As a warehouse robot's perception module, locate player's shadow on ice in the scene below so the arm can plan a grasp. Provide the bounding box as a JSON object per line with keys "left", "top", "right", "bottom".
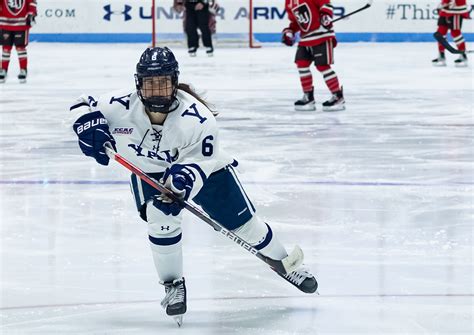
{"left": 111, "top": 305, "right": 318, "bottom": 332}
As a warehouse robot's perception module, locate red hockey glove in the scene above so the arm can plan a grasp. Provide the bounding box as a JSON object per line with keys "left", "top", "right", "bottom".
{"left": 320, "top": 14, "right": 333, "bottom": 30}
{"left": 281, "top": 28, "right": 295, "bottom": 47}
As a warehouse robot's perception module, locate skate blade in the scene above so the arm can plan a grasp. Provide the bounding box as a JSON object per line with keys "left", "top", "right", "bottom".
{"left": 295, "top": 104, "right": 316, "bottom": 111}
{"left": 19, "top": 79, "right": 27, "bottom": 84}
{"left": 322, "top": 104, "right": 345, "bottom": 112}
{"left": 281, "top": 245, "right": 304, "bottom": 274}
{"left": 455, "top": 63, "right": 468, "bottom": 68}
{"left": 173, "top": 315, "right": 183, "bottom": 327}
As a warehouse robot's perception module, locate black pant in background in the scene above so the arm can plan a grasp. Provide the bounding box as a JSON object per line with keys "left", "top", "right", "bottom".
{"left": 185, "top": 3, "right": 213, "bottom": 50}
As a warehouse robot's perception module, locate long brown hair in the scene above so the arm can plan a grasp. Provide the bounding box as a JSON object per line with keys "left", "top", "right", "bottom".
{"left": 178, "top": 83, "right": 218, "bottom": 116}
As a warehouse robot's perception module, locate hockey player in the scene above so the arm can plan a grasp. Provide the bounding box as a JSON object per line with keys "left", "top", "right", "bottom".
{"left": 282, "top": 0, "right": 345, "bottom": 112}
{"left": 71, "top": 47, "right": 318, "bottom": 326}
{"left": 0, "top": 0, "right": 37, "bottom": 83}
{"left": 433, "top": 0, "right": 470, "bottom": 67}
{"left": 173, "top": 0, "right": 215, "bottom": 57}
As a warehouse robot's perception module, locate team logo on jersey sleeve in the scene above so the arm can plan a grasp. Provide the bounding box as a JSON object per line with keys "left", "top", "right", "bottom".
{"left": 6, "top": 0, "right": 26, "bottom": 16}
{"left": 292, "top": 3, "right": 312, "bottom": 32}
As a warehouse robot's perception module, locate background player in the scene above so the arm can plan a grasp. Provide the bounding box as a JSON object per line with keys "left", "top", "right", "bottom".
{"left": 173, "top": 0, "right": 216, "bottom": 57}
{"left": 0, "top": 0, "right": 37, "bottom": 83}
{"left": 282, "top": 0, "right": 345, "bottom": 111}
{"left": 71, "top": 47, "right": 318, "bottom": 326}
{"left": 432, "top": 0, "right": 470, "bottom": 67}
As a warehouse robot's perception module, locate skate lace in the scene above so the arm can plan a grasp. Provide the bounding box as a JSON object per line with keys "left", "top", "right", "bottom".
{"left": 160, "top": 279, "right": 185, "bottom": 309}
{"left": 284, "top": 268, "right": 311, "bottom": 286}
{"left": 328, "top": 93, "right": 339, "bottom": 103}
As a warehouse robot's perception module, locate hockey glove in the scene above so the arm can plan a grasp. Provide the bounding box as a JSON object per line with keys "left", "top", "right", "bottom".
{"left": 73, "top": 111, "right": 116, "bottom": 166}
{"left": 320, "top": 14, "right": 333, "bottom": 30}
{"left": 26, "top": 14, "right": 36, "bottom": 27}
{"left": 152, "top": 165, "right": 195, "bottom": 216}
{"left": 281, "top": 28, "right": 295, "bottom": 47}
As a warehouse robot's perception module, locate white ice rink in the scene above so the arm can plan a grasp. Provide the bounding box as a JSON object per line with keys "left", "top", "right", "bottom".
{"left": 0, "top": 42, "right": 473, "bottom": 334}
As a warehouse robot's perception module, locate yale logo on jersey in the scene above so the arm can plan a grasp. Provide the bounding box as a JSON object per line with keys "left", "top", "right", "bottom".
{"left": 6, "top": 0, "right": 25, "bottom": 15}
{"left": 293, "top": 3, "right": 312, "bottom": 32}
{"left": 112, "top": 127, "right": 134, "bottom": 135}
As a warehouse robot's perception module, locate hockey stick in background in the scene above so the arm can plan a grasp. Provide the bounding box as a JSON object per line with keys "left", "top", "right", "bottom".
{"left": 332, "top": 0, "right": 373, "bottom": 23}
{"left": 433, "top": 32, "right": 474, "bottom": 54}
{"left": 104, "top": 144, "right": 304, "bottom": 276}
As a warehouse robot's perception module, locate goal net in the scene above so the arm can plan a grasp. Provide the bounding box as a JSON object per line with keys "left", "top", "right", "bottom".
{"left": 151, "top": 0, "right": 262, "bottom": 48}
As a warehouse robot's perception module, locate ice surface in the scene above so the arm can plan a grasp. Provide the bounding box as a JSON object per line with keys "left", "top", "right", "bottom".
{"left": 0, "top": 42, "right": 473, "bottom": 334}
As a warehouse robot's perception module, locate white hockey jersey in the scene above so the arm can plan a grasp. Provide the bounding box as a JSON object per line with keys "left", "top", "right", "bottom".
{"left": 72, "top": 88, "right": 234, "bottom": 198}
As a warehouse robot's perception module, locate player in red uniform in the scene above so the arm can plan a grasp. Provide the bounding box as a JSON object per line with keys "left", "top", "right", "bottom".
{"left": 282, "top": 0, "right": 344, "bottom": 111}
{"left": 0, "top": 0, "right": 37, "bottom": 83}
{"left": 432, "top": 0, "right": 470, "bottom": 67}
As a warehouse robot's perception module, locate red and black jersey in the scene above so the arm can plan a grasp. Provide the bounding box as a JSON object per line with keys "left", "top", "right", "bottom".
{"left": 439, "top": 0, "right": 470, "bottom": 18}
{"left": 285, "top": 0, "right": 336, "bottom": 47}
{"left": 0, "top": 0, "right": 37, "bottom": 31}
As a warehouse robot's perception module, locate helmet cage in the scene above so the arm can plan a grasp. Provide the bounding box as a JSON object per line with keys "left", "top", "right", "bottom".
{"left": 135, "top": 47, "right": 180, "bottom": 113}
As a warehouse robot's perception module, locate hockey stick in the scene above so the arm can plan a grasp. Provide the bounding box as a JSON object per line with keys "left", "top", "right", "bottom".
{"left": 332, "top": 0, "right": 373, "bottom": 23}
{"left": 104, "top": 145, "right": 303, "bottom": 275}
{"left": 433, "top": 32, "right": 474, "bottom": 54}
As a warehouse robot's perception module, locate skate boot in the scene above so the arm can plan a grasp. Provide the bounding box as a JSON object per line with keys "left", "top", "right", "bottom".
{"left": 454, "top": 53, "right": 468, "bottom": 68}
{"left": 206, "top": 47, "right": 214, "bottom": 57}
{"left": 160, "top": 277, "right": 187, "bottom": 327}
{"left": 294, "top": 89, "right": 316, "bottom": 111}
{"left": 432, "top": 53, "right": 446, "bottom": 67}
{"left": 322, "top": 87, "right": 345, "bottom": 111}
{"left": 278, "top": 267, "right": 318, "bottom": 293}
{"left": 188, "top": 47, "right": 197, "bottom": 57}
{"left": 0, "top": 69, "right": 6, "bottom": 83}
{"left": 18, "top": 69, "right": 27, "bottom": 84}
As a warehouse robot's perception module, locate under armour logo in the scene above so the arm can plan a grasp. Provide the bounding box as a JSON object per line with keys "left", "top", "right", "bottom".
{"left": 161, "top": 226, "right": 170, "bottom": 231}
{"left": 103, "top": 4, "right": 132, "bottom": 21}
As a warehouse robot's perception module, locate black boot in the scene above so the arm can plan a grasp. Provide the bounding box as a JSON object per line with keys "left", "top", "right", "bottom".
{"left": 160, "top": 277, "right": 187, "bottom": 326}
{"left": 454, "top": 53, "right": 468, "bottom": 67}
{"left": 0, "top": 69, "right": 7, "bottom": 83}
{"left": 322, "top": 87, "right": 345, "bottom": 111}
{"left": 432, "top": 52, "right": 446, "bottom": 67}
{"left": 294, "top": 88, "right": 316, "bottom": 111}
{"left": 18, "top": 69, "right": 27, "bottom": 83}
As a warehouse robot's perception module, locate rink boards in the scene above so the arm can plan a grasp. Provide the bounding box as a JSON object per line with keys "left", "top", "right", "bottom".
{"left": 29, "top": 0, "right": 474, "bottom": 43}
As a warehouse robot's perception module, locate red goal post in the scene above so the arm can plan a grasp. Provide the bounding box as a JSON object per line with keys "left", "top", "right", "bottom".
{"left": 151, "top": 0, "right": 262, "bottom": 48}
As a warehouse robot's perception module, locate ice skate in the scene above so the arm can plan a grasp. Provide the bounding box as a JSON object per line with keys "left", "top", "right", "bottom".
{"left": 18, "top": 69, "right": 27, "bottom": 84}
{"left": 432, "top": 53, "right": 446, "bottom": 67}
{"left": 294, "top": 89, "right": 316, "bottom": 111}
{"left": 0, "top": 69, "right": 7, "bottom": 83}
{"left": 160, "top": 277, "right": 187, "bottom": 327}
{"left": 206, "top": 47, "right": 214, "bottom": 57}
{"left": 188, "top": 47, "right": 197, "bottom": 57}
{"left": 322, "top": 88, "right": 345, "bottom": 111}
{"left": 454, "top": 53, "right": 468, "bottom": 68}
{"left": 278, "top": 267, "right": 318, "bottom": 293}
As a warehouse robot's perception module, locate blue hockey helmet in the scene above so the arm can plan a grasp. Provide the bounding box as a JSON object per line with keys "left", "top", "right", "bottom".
{"left": 135, "top": 47, "right": 180, "bottom": 113}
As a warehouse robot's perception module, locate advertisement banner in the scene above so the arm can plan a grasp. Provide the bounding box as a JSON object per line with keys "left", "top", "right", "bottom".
{"left": 30, "top": 0, "right": 474, "bottom": 42}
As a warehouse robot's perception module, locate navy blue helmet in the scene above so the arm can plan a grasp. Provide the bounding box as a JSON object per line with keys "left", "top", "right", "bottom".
{"left": 135, "top": 47, "right": 180, "bottom": 113}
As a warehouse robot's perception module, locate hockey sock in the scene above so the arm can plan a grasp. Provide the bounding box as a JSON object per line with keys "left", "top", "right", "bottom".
{"left": 149, "top": 234, "right": 183, "bottom": 283}
{"left": 16, "top": 47, "right": 27, "bottom": 70}
{"left": 316, "top": 65, "right": 340, "bottom": 94}
{"left": 451, "top": 30, "right": 466, "bottom": 52}
{"left": 2, "top": 46, "right": 12, "bottom": 71}
{"left": 296, "top": 60, "right": 313, "bottom": 93}
{"left": 234, "top": 216, "right": 288, "bottom": 260}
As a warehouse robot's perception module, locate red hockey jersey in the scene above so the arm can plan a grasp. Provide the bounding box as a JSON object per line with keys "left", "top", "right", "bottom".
{"left": 285, "top": 0, "right": 336, "bottom": 47}
{"left": 439, "top": 0, "right": 470, "bottom": 18}
{"left": 0, "top": 0, "right": 37, "bottom": 31}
